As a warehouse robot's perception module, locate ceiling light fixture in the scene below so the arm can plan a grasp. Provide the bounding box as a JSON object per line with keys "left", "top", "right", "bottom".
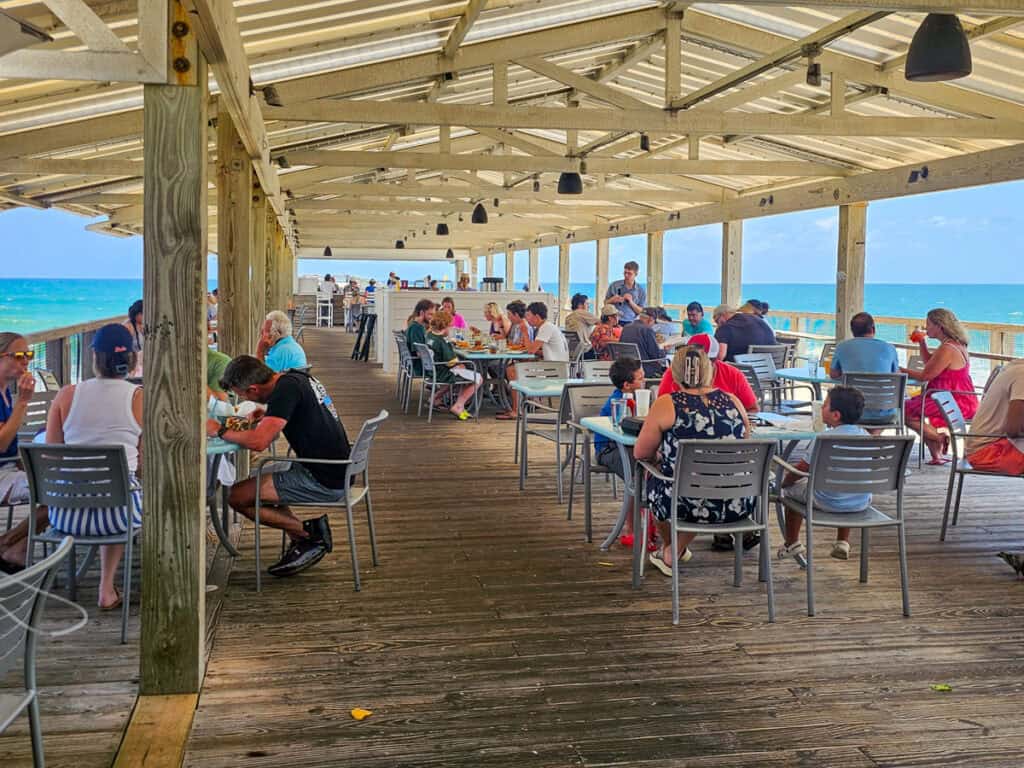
{"left": 445, "top": 248, "right": 454, "bottom": 259}
{"left": 557, "top": 172, "right": 583, "bottom": 195}
{"left": 395, "top": 239, "right": 405, "bottom": 249}
{"left": 323, "top": 246, "right": 332, "bottom": 258}
{"left": 471, "top": 203, "right": 488, "bottom": 224}
{"left": 639, "top": 133, "right": 650, "bottom": 152}
{"left": 436, "top": 222, "right": 449, "bottom": 236}
{"left": 905, "top": 14, "right": 972, "bottom": 82}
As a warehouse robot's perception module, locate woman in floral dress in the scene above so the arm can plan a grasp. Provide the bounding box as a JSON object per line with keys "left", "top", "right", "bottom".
{"left": 635, "top": 345, "right": 752, "bottom": 575}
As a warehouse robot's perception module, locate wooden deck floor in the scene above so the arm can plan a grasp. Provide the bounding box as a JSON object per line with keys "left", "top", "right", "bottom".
{"left": 182, "top": 329, "right": 1024, "bottom": 768}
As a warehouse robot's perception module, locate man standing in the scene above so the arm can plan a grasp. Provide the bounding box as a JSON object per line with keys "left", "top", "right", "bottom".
{"left": 605, "top": 261, "right": 646, "bottom": 325}
{"left": 619, "top": 308, "right": 666, "bottom": 377}
{"left": 523, "top": 302, "right": 569, "bottom": 362}
{"left": 209, "top": 356, "right": 351, "bottom": 577}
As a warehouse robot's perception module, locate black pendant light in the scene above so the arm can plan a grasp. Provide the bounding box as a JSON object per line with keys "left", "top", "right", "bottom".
{"left": 435, "top": 222, "right": 449, "bottom": 236}
{"left": 395, "top": 239, "right": 405, "bottom": 249}
{"left": 323, "top": 246, "right": 332, "bottom": 258}
{"left": 557, "top": 171, "right": 583, "bottom": 195}
{"left": 905, "top": 14, "right": 972, "bottom": 82}
{"left": 471, "top": 202, "right": 488, "bottom": 224}
{"left": 445, "top": 248, "right": 454, "bottom": 260}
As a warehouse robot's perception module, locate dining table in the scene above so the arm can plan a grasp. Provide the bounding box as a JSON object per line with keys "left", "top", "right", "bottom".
{"left": 454, "top": 346, "right": 537, "bottom": 412}
{"left": 774, "top": 365, "right": 834, "bottom": 400}
{"left": 207, "top": 437, "right": 242, "bottom": 556}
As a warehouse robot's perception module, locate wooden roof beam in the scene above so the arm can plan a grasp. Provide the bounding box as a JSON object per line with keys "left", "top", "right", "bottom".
{"left": 443, "top": 0, "right": 488, "bottom": 60}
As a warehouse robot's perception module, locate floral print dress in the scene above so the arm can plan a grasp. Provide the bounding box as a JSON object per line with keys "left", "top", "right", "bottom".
{"left": 646, "top": 390, "right": 754, "bottom": 524}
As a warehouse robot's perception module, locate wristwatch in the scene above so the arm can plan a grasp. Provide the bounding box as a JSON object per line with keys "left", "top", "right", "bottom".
{"left": 216, "top": 425, "right": 228, "bottom": 439}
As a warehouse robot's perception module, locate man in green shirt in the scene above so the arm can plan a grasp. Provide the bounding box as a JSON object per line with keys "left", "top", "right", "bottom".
{"left": 208, "top": 347, "right": 232, "bottom": 395}
{"left": 405, "top": 299, "right": 435, "bottom": 376}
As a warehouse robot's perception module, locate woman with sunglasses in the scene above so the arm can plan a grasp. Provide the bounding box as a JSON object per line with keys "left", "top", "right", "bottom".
{"left": 0, "top": 333, "right": 37, "bottom": 572}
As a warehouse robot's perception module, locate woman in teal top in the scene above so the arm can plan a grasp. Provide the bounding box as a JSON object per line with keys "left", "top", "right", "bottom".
{"left": 682, "top": 301, "right": 714, "bottom": 336}
{"left": 426, "top": 311, "right": 481, "bottom": 421}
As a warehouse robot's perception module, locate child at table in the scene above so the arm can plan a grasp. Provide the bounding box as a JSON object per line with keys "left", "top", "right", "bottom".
{"left": 778, "top": 385, "right": 871, "bottom": 561}
{"left": 597, "top": 356, "right": 654, "bottom": 549}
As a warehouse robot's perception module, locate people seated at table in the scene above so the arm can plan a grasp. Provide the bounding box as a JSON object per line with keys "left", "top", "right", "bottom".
{"left": 829, "top": 312, "right": 900, "bottom": 422}
{"left": 20, "top": 324, "right": 143, "bottom": 608}
{"left": 683, "top": 301, "right": 714, "bottom": 336}
{"left": 634, "top": 345, "right": 752, "bottom": 576}
{"left": 426, "top": 311, "right": 481, "bottom": 421}
{"left": 523, "top": 302, "right": 569, "bottom": 362}
{"left": 483, "top": 302, "right": 511, "bottom": 338}
{"left": 655, "top": 334, "right": 758, "bottom": 414}
{"left": 406, "top": 299, "right": 435, "bottom": 376}
{"left": 564, "top": 293, "right": 600, "bottom": 356}
{"left": 965, "top": 357, "right": 1024, "bottom": 475}
{"left": 619, "top": 308, "right": 666, "bottom": 378}
{"left": 748, "top": 299, "right": 770, "bottom": 317}
{"left": 714, "top": 302, "right": 776, "bottom": 362}
{"left": 779, "top": 386, "right": 872, "bottom": 562}
{"left": 440, "top": 297, "right": 467, "bottom": 330}
{"left": 0, "top": 333, "right": 34, "bottom": 565}
{"left": 901, "top": 308, "right": 978, "bottom": 464}
{"left": 649, "top": 307, "right": 678, "bottom": 339}
{"left": 457, "top": 273, "right": 473, "bottom": 291}
{"left": 257, "top": 310, "right": 308, "bottom": 372}
{"left": 495, "top": 301, "right": 532, "bottom": 421}
{"left": 210, "top": 356, "right": 350, "bottom": 577}
{"left": 605, "top": 260, "right": 646, "bottom": 325}
{"left": 589, "top": 304, "right": 622, "bottom": 361}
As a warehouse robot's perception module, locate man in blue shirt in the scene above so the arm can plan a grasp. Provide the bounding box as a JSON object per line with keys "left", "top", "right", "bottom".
{"left": 830, "top": 312, "right": 899, "bottom": 421}
{"left": 605, "top": 261, "right": 646, "bottom": 325}
{"left": 682, "top": 301, "right": 714, "bottom": 336}
{"left": 257, "top": 310, "right": 308, "bottom": 372}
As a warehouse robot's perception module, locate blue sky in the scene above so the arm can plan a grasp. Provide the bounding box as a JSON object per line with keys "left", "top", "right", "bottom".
{"left": 2, "top": 179, "right": 1021, "bottom": 284}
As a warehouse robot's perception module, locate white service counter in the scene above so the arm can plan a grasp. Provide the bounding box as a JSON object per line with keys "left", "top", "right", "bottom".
{"left": 375, "top": 289, "right": 557, "bottom": 373}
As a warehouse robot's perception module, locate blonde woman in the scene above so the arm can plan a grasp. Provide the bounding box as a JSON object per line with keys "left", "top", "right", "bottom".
{"left": 483, "top": 302, "right": 511, "bottom": 338}
{"left": 902, "top": 308, "right": 978, "bottom": 464}
{"left": 634, "top": 345, "right": 751, "bottom": 575}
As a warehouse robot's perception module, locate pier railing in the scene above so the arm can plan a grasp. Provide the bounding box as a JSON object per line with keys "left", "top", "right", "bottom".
{"left": 23, "top": 315, "right": 123, "bottom": 386}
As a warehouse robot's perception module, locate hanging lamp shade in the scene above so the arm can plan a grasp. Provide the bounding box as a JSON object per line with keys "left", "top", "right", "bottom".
{"left": 445, "top": 248, "right": 454, "bottom": 259}
{"left": 557, "top": 171, "right": 583, "bottom": 195}
{"left": 323, "top": 246, "right": 332, "bottom": 258}
{"left": 395, "top": 239, "right": 405, "bottom": 249}
{"left": 905, "top": 14, "right": 972, "bottom": 82}
{"left": 471, "top": 203, "right": 488, "bottom": 224}
{"left": 435, "top": 222, "right": 449, "bottom": 236}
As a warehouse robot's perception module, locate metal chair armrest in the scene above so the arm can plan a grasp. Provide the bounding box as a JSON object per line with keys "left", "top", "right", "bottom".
{"left": 255, "top": 455, "right": 353, "bottom": 475}
{"left": 771, "top": 456, "right": 808, "bottom": 477}
{"left": 637, "top": 459, "right": 670, "bottom": 482}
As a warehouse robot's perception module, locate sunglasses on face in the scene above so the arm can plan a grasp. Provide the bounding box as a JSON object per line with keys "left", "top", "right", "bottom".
{"left": 1, "top": 351, "right": 35, "bottom": 362}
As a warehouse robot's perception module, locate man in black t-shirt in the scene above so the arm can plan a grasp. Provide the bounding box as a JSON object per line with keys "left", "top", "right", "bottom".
{"left": 714, "top": 307, "right": 777, "bottom": 362}
{"left": 208, "top": 356, "right": 351, "bottom": 577}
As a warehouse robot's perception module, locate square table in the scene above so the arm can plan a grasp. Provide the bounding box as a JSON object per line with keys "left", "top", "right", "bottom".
{"left": 775, "top": 366, "right": 834, "bottom": 400}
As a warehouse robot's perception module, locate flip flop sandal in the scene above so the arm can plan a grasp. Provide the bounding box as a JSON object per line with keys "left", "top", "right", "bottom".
{"left": 99, "top": 587, "right": 123, "bottom": 612}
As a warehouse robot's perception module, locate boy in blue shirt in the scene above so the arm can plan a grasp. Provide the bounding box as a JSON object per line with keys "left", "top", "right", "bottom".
{"left": 779, "top": 385, "right": 871, "bottom": 561}
{"left": 597, "top": 356, "right": 647, "bottom": 546}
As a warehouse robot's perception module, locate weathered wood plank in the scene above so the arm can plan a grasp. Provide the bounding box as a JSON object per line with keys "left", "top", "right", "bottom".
{"left": 112, "top": 694, "right": 199, "bottom": 768}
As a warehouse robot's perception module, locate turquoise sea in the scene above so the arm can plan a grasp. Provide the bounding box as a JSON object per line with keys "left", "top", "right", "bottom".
{"left": 2, "top": 277, "right": 1022, "bottom": 341}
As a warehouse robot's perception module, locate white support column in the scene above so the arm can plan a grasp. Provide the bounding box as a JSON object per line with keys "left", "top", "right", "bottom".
{"left": 505, "top": 245, "right": 515, "bottom": 290}
{"left": 836, "top": 203, "right": 867, "bottom": 342}
{"left": 558, "top": 242, "right": 570, "bottom": 312}
{"left": 468, "top": 253, "right": 478, "bottom": 287}
{"left": 528, "top": 246, "right": 539, "bottom": 292}
{"left": 596, "top": 238, "right": 610, "bottom": 305}
{"left": 646, "top": 231, "right": 664, "bottom": 307}
{"left": 485, "top": 253, "right": 495, "bottom": 279}
{"left": 721, "top": 220, "right": 743, "bottom": 307}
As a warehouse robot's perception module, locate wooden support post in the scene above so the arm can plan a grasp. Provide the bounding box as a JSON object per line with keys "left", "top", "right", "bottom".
{"left": 664, "top": 11, "right": 682, "bottom": 106}
{"left": 831, "top": 73, "right": 846, "bottom": 116}
{"left": 79, "top": 330, "right": 96, "bottom": 380}
{"left": 528, "top": 247, "right": 539, "bottom": 292}
{"left": 721, "top": 220, "right": 743, "bottom": 307}
{"left": 265, "top": 215, "right": 282, "bottom": 312}
{"left": 485, "top": 253, "right": 495, "bottom": 279}
{"left": 45, "top": 338, "right": 69, "bottom": 385}
{"left": 596, "top": 238, "right": 610, "bottom": 305}
{"left": 558, "top": 242, "right": 570, "bottom": 312}
{"left": 505, "top": 245, "right": 515, "bottom": 290}
{"left": 493, "top": 61, "right": 508, "bottom": 106}
{"left": 216, "top": 113, "right": 253, "bottom": 362}
{"left": 140, "top": 38, "right": 208, "bottom": 695}
{"left": 836, "top": 203, "right": 867, "bottom": 342}
{"left": 647, "top": 231, "right": 664, "bottom": 307}
{"left": 250, "top": 186, "right": 267, "bottom": 331}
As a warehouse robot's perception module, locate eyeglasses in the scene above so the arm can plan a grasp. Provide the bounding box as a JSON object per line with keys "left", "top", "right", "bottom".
{"left": 1, "top": 351, "right": 35, "bottom": 362}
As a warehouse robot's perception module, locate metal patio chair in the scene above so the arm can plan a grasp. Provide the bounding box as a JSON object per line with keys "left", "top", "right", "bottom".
{"left": 736, "top": 352, "right": 814, "bottom": 413}
{"left": 639, "top": 439, "right": 778, "bottom": 625}
{"left": 512, "top": 360, "right": 569, "bottom": 466}
{"left": 414, "top": 343, "right": 479, "bottom": 423}
{"left": 6, "top": 391, "right": 57, "bottom": 532}
{"left": 580, "top": 359, "right": 613, "bottom": 382}
{"left": 842, "top": 372, "right": 907, "bottom": 433}
{"left": 607, "top": 341, "right": 664, "bottom": 379}
{"left": 253, "top": 410, "right": 388, "bottom": 593}
{"left": 20, "top": 444, "right": 140, "bottom": 644}
{"left": 774, "top": 434, "right": 915, "bottom": 617}
{"left": 293, "top": 305, "right": 308, "bottom": 344}
{"left": 748, "top": 343, "right": 793, "bottom": 370}
{"left": 0, "top": 537, "right": 83, "bottom": 768}
{"left": 515, "top": 362, "right": 574, "bottom": 501}
{"left": 564, "top": 383, "right": 617, "bottom": 541}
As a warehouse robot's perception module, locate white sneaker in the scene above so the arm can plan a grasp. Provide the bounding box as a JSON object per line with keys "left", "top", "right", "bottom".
{"left": 831, "top": 541, "right": 851, "bottom": 560}
{"left": 777, "top": 541, "right": 806, "bottom": 560}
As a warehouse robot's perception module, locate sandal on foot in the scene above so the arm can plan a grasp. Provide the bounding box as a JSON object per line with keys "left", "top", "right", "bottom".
{"left": 831, "top": 541, "right": 851, "bottom": 560}
{"left": 648, "top": 548, "right": 692, "bottom": 577}
{"left": 495, "top": 411, "right": 517, "bottom": 421}
{"left": 99, "top": 588, "right": 123, "bottom": 612}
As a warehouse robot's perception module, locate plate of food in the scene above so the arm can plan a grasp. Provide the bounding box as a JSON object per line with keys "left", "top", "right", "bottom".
{"left": 224, "top": 415, "right": 255, "bottom": 431}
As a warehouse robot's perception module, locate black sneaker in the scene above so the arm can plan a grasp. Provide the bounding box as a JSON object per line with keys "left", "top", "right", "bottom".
{"left": 303, "top": 514, "right": 333, "bottom": 553}
{"left": 267, "top": 538, "right": 328, "bottom": 577}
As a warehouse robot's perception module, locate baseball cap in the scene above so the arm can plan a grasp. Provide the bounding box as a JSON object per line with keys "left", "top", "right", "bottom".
{"left": 92, "top": 323, "right": 135, "bottom": 355}
{"left": 600, "top": 302, "right": 619, "bottom": 317}
{"left": 686, "top": 332, "right": 720, "bottom": 359}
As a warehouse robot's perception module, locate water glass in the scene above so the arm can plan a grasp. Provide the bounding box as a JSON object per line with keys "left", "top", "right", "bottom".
{"left": 610, "top": 399, "right": 627, "bottom": 429}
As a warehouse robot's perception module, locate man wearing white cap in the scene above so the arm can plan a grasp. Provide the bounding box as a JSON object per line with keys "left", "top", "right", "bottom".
{"left": 655, "top": 333, "right": 758, "bottom": 414}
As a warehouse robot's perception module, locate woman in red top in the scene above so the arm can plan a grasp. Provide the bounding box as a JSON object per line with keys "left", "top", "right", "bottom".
{"left": 656, "top": 334, "right": 758, "bottom": 413}
{"left": 902, "top": 308, "right": 978, "bottom": 464}
{"left": 589, "top": 304, "right": 623, "bottom": 361}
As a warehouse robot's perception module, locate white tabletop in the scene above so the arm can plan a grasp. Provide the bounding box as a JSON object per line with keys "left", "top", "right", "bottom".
{"left": 511, "top": 378, "right": 586, "bottom": 398}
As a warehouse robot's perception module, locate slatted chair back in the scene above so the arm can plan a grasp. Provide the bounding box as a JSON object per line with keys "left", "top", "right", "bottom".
{"left": 19, "top": 444, "right": 132, "bottom": 512}
{"left": 748, "top": 344, "right": 790, "bottom": 370}
{"left": 515, "top": 361, "right": 569, "bottom": 382}
{"left": 413, "top": 342, "right": 438, "bottom": 379}
{"left": 580, "top": 360, "right": 613, "bottom": 381}
{"left": 293, "top": 305, "right": 308, "bottom": 341}
{"left": 562, "top": 330, "right": 581, "bottom": 360}
{"left": 733, "top": 352, "right": 777, "bottom": 389}
{"left": 346, "top": 410, "right": 388, "bottom": 479}
{"left": 15, "top": 390, "right": 56, "bottom": 441}
{"left": 566, "top": 384, "right": 616, "bottom": 423}
{"left": 807, "top": 434, "right": 914, "bottom": 502}
{"left": 983, "top": 364, "right": 1004, "bottom": 394}
{"left": 733, "top": 363, "right": 765, "bottom": 406}
{"left": 841, "top": 372, "right": 907, "bottom": 426}
{"left": 929, "top": 390, "right": 968, "bottom": 435}
{"left": 670, "top": 439, "right": 777, "bottom": 502}
{"left": 906, "top": 354, "right": 925, "bottom": 375}
{"left": 606, "top": 341, "right": 642, "bottom": 362}
{"left": 819, "top": 342, "right": 837, "bottom": 365}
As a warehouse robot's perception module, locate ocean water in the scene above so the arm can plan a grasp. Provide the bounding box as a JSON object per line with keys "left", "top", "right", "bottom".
{"left": 2, "top": 277, "right": 1021, "bottom": 339}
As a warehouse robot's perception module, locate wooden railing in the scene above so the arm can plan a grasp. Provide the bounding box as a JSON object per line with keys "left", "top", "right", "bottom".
{"left": 23, "top": 315, "right": 123, "bottom": 386}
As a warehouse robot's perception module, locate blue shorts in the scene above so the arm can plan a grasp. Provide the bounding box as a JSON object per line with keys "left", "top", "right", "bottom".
{"left": 268, "top": 462, "right": 346, "bottom": 505}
